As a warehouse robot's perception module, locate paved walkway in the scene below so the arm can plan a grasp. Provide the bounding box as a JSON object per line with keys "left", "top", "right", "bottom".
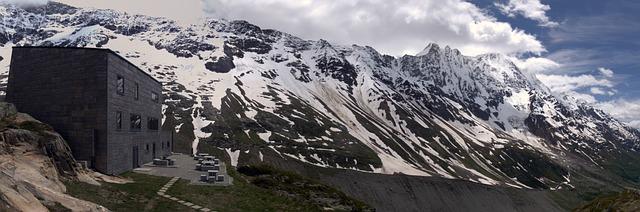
{"left": 134, "top": 153, "right": 233, "bottom": 186}
{"left": 157, "top": 177, "right": 212, "bottom": 212}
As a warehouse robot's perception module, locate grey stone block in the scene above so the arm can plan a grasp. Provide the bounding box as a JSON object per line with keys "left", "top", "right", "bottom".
{"left": 6, "top": 47, "right": 171, "bottom": 175}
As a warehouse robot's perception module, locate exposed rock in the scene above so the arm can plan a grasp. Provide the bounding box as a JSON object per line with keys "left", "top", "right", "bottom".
{"left": 205, "top": 57, "right": 235, "bottom": 73}
{"left": 0, "top": 102, "right": 108, "bottom": 211}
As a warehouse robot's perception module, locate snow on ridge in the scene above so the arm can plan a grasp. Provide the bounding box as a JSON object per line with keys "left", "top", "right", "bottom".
{"left": 1, "top": 3, "right": 638, "bottom": 189}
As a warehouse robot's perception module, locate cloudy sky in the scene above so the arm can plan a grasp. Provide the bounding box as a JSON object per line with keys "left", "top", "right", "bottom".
{"left": 33, "top": 0, "right": 640, "bottom": 127}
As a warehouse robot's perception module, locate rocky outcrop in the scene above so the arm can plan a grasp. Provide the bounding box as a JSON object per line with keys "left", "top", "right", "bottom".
{"left": 0, "top": 102, "right": 107, "bottom": 212}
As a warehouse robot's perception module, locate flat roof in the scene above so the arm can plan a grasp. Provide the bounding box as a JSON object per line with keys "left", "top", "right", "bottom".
{"left": 12, "top": 46, "right": 162, "bottom": 85}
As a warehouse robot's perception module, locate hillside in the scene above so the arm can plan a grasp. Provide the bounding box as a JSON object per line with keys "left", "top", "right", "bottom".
{"left": 574, "top": 190, "right": 640, "bottom": 212}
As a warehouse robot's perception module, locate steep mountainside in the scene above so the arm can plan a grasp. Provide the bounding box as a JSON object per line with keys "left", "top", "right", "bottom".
{"left": 1, "top": 2, "right": 639, "bottom": 191}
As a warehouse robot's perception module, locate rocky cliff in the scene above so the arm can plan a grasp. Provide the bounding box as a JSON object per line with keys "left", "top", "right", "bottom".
{"left": 0, "top": 102, "right": 107, "bottom": 212}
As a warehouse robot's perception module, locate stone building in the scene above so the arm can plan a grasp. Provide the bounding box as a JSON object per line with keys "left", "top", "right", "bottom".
{"left": 6, "top": 47, "right": 171, "bottom": 175}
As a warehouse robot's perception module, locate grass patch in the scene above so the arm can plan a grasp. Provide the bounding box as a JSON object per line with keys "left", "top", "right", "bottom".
{"left": 237, "top": 164, "right": 372, "bottom": 211}
{"left": 64, "top": 172, "right": 193, "bottom": 212}
{"left": 573, "top": 190, "right": 640, "bottom": 212}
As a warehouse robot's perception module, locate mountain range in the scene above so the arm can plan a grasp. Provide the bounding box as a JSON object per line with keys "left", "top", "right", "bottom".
{"left": 1, "top": 1, "right": 639, "bottom": 197}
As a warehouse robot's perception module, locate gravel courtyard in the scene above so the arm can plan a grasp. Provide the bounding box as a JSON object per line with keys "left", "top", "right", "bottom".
{"left": 133, "top": 153, "right": 233, "bottom": 186}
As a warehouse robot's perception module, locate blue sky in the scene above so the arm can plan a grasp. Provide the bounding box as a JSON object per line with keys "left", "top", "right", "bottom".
{"left": 470, "top": 0, "right": 640, "bottom": 127}
{"left": 49, "top": 0, "right": 640, "bottom": 127}
{"left": 476, "top": 0, "right": 640, "bottom": 99}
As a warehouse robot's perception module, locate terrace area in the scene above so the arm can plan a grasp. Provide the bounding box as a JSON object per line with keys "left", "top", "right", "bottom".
{"left": 133, "top": 153, "right": 233, "bottom": 186}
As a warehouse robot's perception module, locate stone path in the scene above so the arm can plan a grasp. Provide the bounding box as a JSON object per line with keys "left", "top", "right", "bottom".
{"left": 157, "top": 177, "right": 213, "bottom": 212}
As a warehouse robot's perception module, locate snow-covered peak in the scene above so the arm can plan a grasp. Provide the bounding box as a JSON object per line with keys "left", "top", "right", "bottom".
{"left": 415, "top": 42, "right": 441, "bottom": 56}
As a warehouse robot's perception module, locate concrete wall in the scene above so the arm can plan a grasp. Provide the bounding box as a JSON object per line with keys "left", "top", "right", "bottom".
{"left": 105, "top": 53, "right": 170, "bottom": 175}
{"left": 7, "top": 47, "right": 170, "bottom": 175}
{"left": 6, "top": 48, "right": 108, "bottom": 170}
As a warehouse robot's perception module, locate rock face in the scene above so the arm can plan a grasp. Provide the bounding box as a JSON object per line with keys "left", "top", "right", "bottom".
{"left": 0, "top": 102, "right": 107, "bottom": 212}
{"left": 0, "top": 1, "right": 639, "bottom": 196}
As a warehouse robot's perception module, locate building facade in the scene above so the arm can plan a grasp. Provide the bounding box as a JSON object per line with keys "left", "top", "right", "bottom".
{"left": 6, "top": 47, "right": 171, "bottom": 175}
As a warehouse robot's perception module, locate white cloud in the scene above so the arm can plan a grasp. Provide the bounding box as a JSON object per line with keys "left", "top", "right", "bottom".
{"left": 201, "top": 0, "right": 545, "bottom": 56}
{"left": 590, "top": 87, "right": 605, "bottom": 95}
{"left": 56, "top": 0, "right": 204, "bottom": 24}
{"left": 598, "top": 67, "right": 614, "bottom": 78}
{"left": 495, "top": 0, "right": 558, "bottom": 27}
{"left": 589, "top": 87, "right": 615, "bottom": 96}
{"left": 596, "top": 99, "right": 640, "bottom": 129}
{"left": 567, "top": 91, "right": 597, "bottom": 103}
{"left": 0, "top": 0, "right": 49, "bottom": 7}
{"left": 535, "top": 74, "right": 613, "bottom": 93}
{"left": 535, "top": 67, "right": 635, "bottom": 128}
{"left": 545, "top": 48, "right": 640, "bottom": 75}
{"left": 512, "top": 57, "right": 560, "bottom": 73}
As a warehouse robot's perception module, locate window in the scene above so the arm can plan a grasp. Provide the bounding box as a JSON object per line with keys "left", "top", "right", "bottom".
{"left": 130, "top": 114, "right": 141, "bottom": 130}
{"left": 134, "top": 83, "right": 139, "bottom": 100}
{"left": 151, "top": 92, "right": 159, "bottom": 103}
{"left": 147, "top": 117, "right": 159, "bottom": 130}
{"left": 117, "top": 75, "right": 124, "bottom": 95}
{"left": 146, "top": 144, "right": 149, "bottom": 152}
{"left": 116, "top": 111, "right": 122, "bottom": 130}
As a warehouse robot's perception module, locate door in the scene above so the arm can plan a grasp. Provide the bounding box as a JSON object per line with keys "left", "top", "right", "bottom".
{"left": 152, "top": 143, "right": 156, "bottom": 159}
{"left": 132, "top": 146, "right": 139, "bottom": 168}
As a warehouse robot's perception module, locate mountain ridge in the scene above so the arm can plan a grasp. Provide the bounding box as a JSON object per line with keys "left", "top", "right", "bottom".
{"left": 0, "top": 1, "right": 639, "bottom": 191}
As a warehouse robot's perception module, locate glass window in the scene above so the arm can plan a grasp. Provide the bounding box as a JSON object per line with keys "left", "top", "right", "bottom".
{"left": 117, "top": 75, "right": 124, "bottom": 95}
{"left": 130, "top": 114, "right": 141, "bottom": 130}
{"left": 116, "top": 111, "right": 122, "bottom": 130}
{"left": 147, "top": 117, "right": 159, "bottom": 130}
{"left": 151, "top": 92, "right": 159, "bottom": 103}
{"left": 135, "top": 83, "right": 139, "bottom": 100}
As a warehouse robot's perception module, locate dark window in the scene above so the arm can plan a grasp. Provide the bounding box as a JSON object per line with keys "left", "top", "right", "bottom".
{"left": 146, "top": 144, "right": 149, "bottom": 152}
{"left": 147, "top": 117, "right": 159, "bottom": 130}
{"left": 167, "top": 141, "right": 170, "bottom": 149}
{"left": 151, "top": 92, "right": 159, "bottom": 103}
{"left": 135, "top": 83, "right": 139, "bottom": 100}
{"left": 116, "top": 111, "right": 122, "bottom": 130}
{"left": 130, "top": 114, "right": 141, "bottom": 130}
{"left": 117, "top": 75, "right": 124, "bottom": 95}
